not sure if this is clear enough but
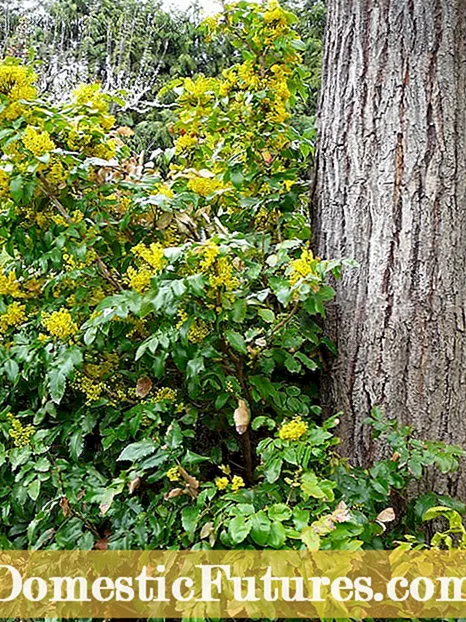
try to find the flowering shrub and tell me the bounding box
[0,0,462,556]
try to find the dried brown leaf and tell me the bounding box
[234,399,250,435]
[136,376,152,398]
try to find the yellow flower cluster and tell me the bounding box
[125,243,167,294]
[132,243,166,271]
[0,169,10,198]
[41,309,78,340]
[22,126,56,157]
[54,210,85,229]
[75,372,105,405]
[187,176,226,197]
[167,466,180,482]
[289,249,320,286]
[0,63,37,120]
[0,271,22,298]
[215,477,229,490]
[215,473,245,492]
[0,302,27,333]
[73,84,109,114]
[176,309,189,329]
[179,76,217,106]
[92,140,117,160]
[188,318,211,344]
[162,223,181,247]
[124,266,153,293]
[263,3,288,24]
[279,416,308,441]
[154,387,177,402]
[208,256,240,291]
[7,413,35,448]
[175,134,198,154]
[153,184,174,199]
[46,160,67,187]
[231,475,246,492]
[199,242,220,271]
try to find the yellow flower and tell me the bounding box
[124,266,153,293]
[0,271,22,298]
[154,387,176,402]
[92,140,117,160]
[279,416,308,441]
[219,464,231,475]
[75,372,105,405]
[188,319,210,343]
[175,134,198,154]
[180,75,217,105]
[7,413,35,448]
[215,477,229,490]
[0,302,27,333]
[167,466,181,482]
[41,309,78,340]
[0,63,37,120]
[46,160,67,186]
[0,169,10,198]
[208,256,240,291]
[289,249,319,286]
[22,126,55,157]
[187,176,226,198]
[199,242,220,271]
[153,184,174,199]
[73,83,108,114]
[231,475,245,492]
[132,243,166,271]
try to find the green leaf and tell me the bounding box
[250,511,271,546]
[69,431,84,460]
[183,450,209,465]
[35,457,51,472]
[27,479,41,501]
[267,521,287,549]
[4,359,19,383]
[117,440,157,462]
[264,457,283,483]
[258,308,275,323]
[301,527,320,551]
[10,176,23,204]
[300,471,326,499]
[268,503,292,522]
[227,515,251,544]
[230,167,243,189]
[231,299,247,322]
[182,506,200,538]
[225,330,248,355]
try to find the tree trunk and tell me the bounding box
[314,0,466,495]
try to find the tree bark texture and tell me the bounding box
[314,0,466,495]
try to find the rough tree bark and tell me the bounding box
[314,0,466,495]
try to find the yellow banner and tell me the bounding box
[1,550,466,618]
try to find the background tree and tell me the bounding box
[314,0,466,494]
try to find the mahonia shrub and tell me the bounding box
[0,1,463,554]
